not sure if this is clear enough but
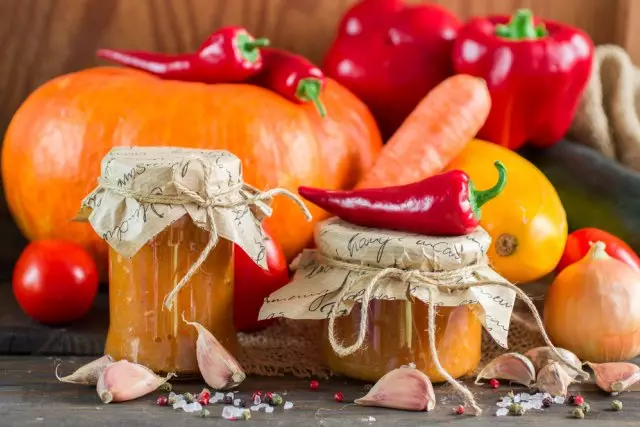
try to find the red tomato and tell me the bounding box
[13,240,99,325]
[233,226,289,332]
[556,228,640,273]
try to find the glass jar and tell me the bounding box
[323,301,482,383]
[105,216,235,374]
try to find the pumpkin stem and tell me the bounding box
[587,241,611,260]
[296,78,327,118]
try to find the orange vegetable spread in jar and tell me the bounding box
[79,147,310,375]
[324,302,481,383]
[106,216,234,374]
[259,218,515,384]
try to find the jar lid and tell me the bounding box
[315,217,491,271]
[78,146,309,263]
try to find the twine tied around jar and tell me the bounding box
[318,253,589,417]
[99,156,312,311]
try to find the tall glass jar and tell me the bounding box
[106,216,235,375]
[79,147,301,376]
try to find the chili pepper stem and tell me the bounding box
[495,9,547,40]
[469,161,507,218]
[236,34,270,63]
[296,78,327,117]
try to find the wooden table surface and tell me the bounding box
[1,355,639,427]
[2,282,640,426]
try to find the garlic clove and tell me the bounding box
[586,361,640,393]
[355,365,436,411]
[535,361,575,396]
[475,353,536,387]
[524,346,582,378]
[182,314,246,390]
[55,355,114,385]
[96,360,175,403]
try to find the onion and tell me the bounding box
[544,241,640,362]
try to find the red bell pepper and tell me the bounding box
[323,0,461,140]
[557,228,640,273]
[452,9,594,150]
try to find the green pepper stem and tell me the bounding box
[296,78,327,118]
[244,38,270,49]
[471,161,507,213]
[237,34,270,63]
[495,9,547,40]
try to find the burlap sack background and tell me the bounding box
[569,44,640,171]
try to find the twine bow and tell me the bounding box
[319,253,589,417]
[100,156,311,311]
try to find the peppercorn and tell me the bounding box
[310,380,319,390]
[580,403,591,414]
[271,394,284,406]
[573,395,584,406]
[489,378,500,389]
[198,396,209,406]
[198,409,210,418]
[183,392,195,403]
[252,391,263,401]
[238,399,247,408]
[199,388,211,400]
[572,408,585,419]
[223,395,234,405]
[542,397,553,408]
[566,395,576,405]
[156,395,169,406]
[158,382,172,392]
[509,403,525,415]
[611,400,623,411]
[454,405,465,415]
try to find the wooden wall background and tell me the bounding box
[0,0,637,269]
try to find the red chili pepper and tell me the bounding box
[253,48,327,117]
[452,9,593,150]
[323,0,461,139]
[97,26,269,83]
[298,161,507,236]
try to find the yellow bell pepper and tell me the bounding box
[445,139,567,283]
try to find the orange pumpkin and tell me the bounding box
[2,67,381,272]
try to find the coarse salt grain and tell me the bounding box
[222,406,245,420]
[265,406,274,414]
[234,398,241,407]
[554,396,566,404]
[495,408,509,417]
[283,401,294,410]
[183,402,202,413]
[214,392,225,401]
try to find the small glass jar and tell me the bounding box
[259,217,504,384]
[105,216,235,375]
[323,301,482,383]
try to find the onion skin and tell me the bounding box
[544,242,640,362]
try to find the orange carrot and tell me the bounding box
[356,74,491,189]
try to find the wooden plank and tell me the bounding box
[1,355,639,427]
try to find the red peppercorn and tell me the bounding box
[574,395,584,406]
[265,392,274,400]
[334,392,344,402]
[199,388,211,400]
[455,405,465,415]
[310,380,319,390]
[156,395,169,406]
[489,378,500,389]
[252,391,263,400]
[198,396,209,406]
